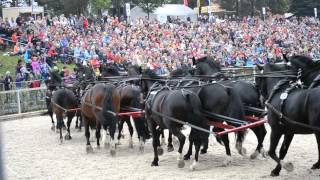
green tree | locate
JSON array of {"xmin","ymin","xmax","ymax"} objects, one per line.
[
  {"xmin": 132, "ymin": 0, "xmax": 165, "ymax": 19},
  {"xmin": 90, "ymin": 0, "xmax": 112, "ymax": 16},
  {"xmin": 290, "ymin": 0, "xmax": 319, "ymax": 16}
]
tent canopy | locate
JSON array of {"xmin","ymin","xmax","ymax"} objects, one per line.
[{"xmin": 154, "ymin": 4, "xmax": 196, "ymax": 16}]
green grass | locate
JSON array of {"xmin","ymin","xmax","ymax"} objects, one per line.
[{"xmin": 0, "ymin": 51, "xmax": 75, "ymax": 79}]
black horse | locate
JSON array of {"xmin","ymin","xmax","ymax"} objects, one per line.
[
  {"xmin": 284, "ymin": 55, "xmax": 320, "ymax": 87},
  {"xmin": 51, "ymin": 88, "xmax": 79, "ymax": 143},
  {"xmin": 144, "ymin": 83, "xmax": 209, "ymax": 169},
  {"xmin": 256, "ymin": 63, "xmax": 320, "ymax": 176},
  {"xmin": 192, "ymin": 56, "xmax": 267, "ymax": 159},
  {"xmin": 169, "ymin": 67, "xmax": 248, "ymax": 166},
  {"xmin": 117, "ymin": 84, "xmax": 151, "ymax": 151}
]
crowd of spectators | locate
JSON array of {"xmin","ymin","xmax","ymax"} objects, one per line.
[{"xmin": 0, "ymin": 13, "xmax": 319, "ymax": 91}]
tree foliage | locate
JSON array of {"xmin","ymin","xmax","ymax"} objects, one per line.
[
  {"xmin": 90, "ymin": 0, "xmax": 112, "ymax": 15},
  {"xmin": 132, "ymin": 0, "xmax": 165, "ymax": 18},
  {"xmin": 290, "ymin": 0, "xmax": 320, "ymax": 16}
]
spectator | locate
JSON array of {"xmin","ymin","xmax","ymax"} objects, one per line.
[{"xmin": 4, "ymin": 71, "xmax": 13, "ymax": 91}]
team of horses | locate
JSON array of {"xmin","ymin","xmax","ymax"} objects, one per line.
[{"xmin": 45, "ymin": 55, "xmax": 320, "ymax": 176}]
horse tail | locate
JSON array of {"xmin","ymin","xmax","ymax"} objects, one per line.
[
  {"xmin": 101, "ymin": 85, "xmax": 117, "ymax": 128},
  {"xmin": 185, "ymin": 92, "xmax": 209, "ymax": 141},
  {"xmin": 225, "ymin": 87, "xmax": 247, "ymax": 143},
  {"xmin": 131, "ymin": 88, "xmax": 151, "ymax": 140}
]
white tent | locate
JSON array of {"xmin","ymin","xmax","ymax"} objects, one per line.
[
  {"xmin": 154, "ymin": 4, "xmax": 197, "ymax": 23},
  {"xmin": 130, "ymin": 6, "xmax": 157, "ymax": 23}
]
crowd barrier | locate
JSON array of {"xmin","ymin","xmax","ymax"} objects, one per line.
[
  {"xmin": 0, "ymin": 87, "xmax": 47, "ymax": 116},
  {"xmin": 0, "ymin": 80, "xmax": 44, "ymax": 91}
]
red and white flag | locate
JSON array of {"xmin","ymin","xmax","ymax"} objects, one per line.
[{"xmin": 184, "ymin": 0, "xmax": 188, "ymax": 6}]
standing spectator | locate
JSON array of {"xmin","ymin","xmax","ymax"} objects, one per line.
[{"xmin": 4, "ymin": 71, "xmax": 13, "ymax": 91}]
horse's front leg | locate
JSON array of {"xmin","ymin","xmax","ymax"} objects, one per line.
[
  {"xmin": 268, "ymin": 128, "xmax": 283, "ymax": 176},
  {"xmin": 312, "ymin": 133, "xmax": 320, "ymax": 169},
  {"xmin": 64, "ymin": 114, "xmax": 73, "ymax": 140}
]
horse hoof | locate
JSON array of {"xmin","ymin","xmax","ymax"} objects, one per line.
[
  {"xmin": 86, "ymin": 145, "xmax": 93, "ymax": 153},
  {"xmin": 250, "ymin": 150, "xmax": 259, "ymax": 159},
  {"xmin": 184, "ymin": 155, "xmax": 191, "ymax": 160},
  {"xmin": 64, "ymin": 134, "xmax": 72, "ymax": 140},
  {"xmin": 283, "ymin": 162, "xmax": 294, "ymax": 172},
  {"xmin": 222, "ymin": 156, "xmax": 232, "ymax": 167},
  {"xmin": 157, "ymin": 147, "xmax": 164, "ymax": 156},
  {"xmin": 59, "ymin": 138, "xmax": 63, "ymax": 144},
  {"xmin": 270, "ymin": 170, "xmax": 280, "ymax": 177},
  {"xmin": 110, "ymin": 149, "xmax": 116, "ymax": 156},
  {"xmin": 240, "ymin": 148, "xmax": 247, "ymax": 156},
  {"xmin": 167, "ymin": 146, "xmax": 174, "ymax": 152},
  {"xmin": 151, "ymin": 161, "xmax": 159, "ymax": 166},
  {"xmin": 311, "ymin": 162, "xmax": 320, "ymax": 169},
  {"xmin": 139, "ymin": 146, "xmax": 144, "ymax": 153},
  {"xmin": 200, "ymin": 149, "xmax": 207, "ymax": 154},
  {"xmin": 129, "ymin": 141, "xmax": 133, "ymax": 149},
  {"xmin": 177, "ymin": 160, "xmax": 185, "ymax": 168},
  {"xmin": 190, "ymin": 161, "xmax": 198, "ymax": 171}
]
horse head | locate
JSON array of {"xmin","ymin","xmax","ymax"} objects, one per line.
[{"xmin": 193, "ymin": 56, "xmax": 221, "ymax": 75}]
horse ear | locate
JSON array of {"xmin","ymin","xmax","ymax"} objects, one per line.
[
  {"xmin": 256, "ymin": 64, "xmax": 264, "ymax": 71},
  {"xmin": 192, "ymin": 57, "xmax": 196, "ymax": 66},
  {"xmin": 283, "ymin": 53, "xmax": 289, "ymax": 63}
]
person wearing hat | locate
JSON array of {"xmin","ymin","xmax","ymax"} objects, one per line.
[{"xmin": 4, "ymin": 71, "xmax": 13, "ymax": 91}]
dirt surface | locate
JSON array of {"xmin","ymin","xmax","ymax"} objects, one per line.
[{"xmin": 1, "ymin": 115, "xmax": 320, "ymax": 180}]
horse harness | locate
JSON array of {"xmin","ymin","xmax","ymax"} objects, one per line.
[{"xmin": 265, "ymin": 80, "xmax": 320, "ymax": 132}]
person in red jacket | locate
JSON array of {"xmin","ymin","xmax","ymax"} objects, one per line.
[{"xmin": 83, "ymin": 18, "xmax": 89, "ymax": 30}]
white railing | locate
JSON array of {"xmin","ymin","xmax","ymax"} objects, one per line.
[{"xmin": 0, "ymin": 87, "xmax": 47, "ymax": 116}]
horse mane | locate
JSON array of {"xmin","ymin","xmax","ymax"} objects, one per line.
[
  {"xmin": 264, "ymin": 63, "xmax": 288, "ymax": 72},
  {"xmin": 142, "ymin": 68, "xmax": 159, "ymax": 79},
  {"xmin": 196, "ymin": 56, "xmax": 221, "ymax": 71},
  {"xmin": 290, "ymin": 55, "xmax": 317, "ymax": 69},
  {"xmin": 101, "ymin": 63, "xmax": 120, "ymax": 76}
]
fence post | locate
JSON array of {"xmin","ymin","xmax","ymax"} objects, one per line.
[
  {"xmin": 17, "ymin": 90, "xmax": 21, "ymax": 114},
  {"xmin": 253, "ymin": 66, "xmax": 256, "ymax": 84}
]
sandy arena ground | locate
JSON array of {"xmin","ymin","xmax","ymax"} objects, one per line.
[{"xmin": 1, "ymin": 115, "xmax": 320, "ymax": 180}]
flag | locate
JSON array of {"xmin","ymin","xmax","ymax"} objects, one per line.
[
  {"xmin": 184, "ymin": 0, "xmax": 188, "ymax": 6},
  {"xmin": 197, "ymin": 0, "xmax": 201, "ymax": 16}
]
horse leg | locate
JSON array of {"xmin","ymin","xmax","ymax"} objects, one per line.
[
  {"xmin": 96, "ymin": 122, "xmax": 101, "ymax": 148},
  {"xmin": 184, "ymin": 136, "xmax": 193, "ymax": 160},
  {"xmin": 84, "ymin": 116, "xmax": 93, "ymax": 153},
  {"xmin": 200, "ymin": 138, "xmax": 208, "ymax": 154},
  {"xmin": 278, "ymin": 134, "xmax": 294, "ymax": 172},
  {"xmin": 167, "ymin": 131, "xmax": 174, "ymax": 152},
  {"xmin": 49, "ymin": 111, "xmax": 55, "ymax": 131},
  {"xmin": 171, "ymin": 128, "xmax": 186, "ymax": 168},
  {"xmin": 78, "ymin": 114, "xmax": 82, "ymax": 132},
  {"xmin": 64, "ymin": 114, "xmax": 73, "ymax": 140},
  {"xmin": 117, "ymin": 119, "xmax": 125, "ymax": 145},
  {"xmin": 250, "ymin": 125, "xmax": 267, "ymax": 159},
  {"xmin": 56, "ymin": 114, "xmax": 64, "ymax": 144},
  {"xmin": 190, "ymin": 140, "xmax": 201, "ymax": 171},
  {"xmin": 161, "ymin": 130, "xmax": 166, "ymax": 145},
  {"xmin": 221, "ymin": 134, "xmax": 232, "ymax": 167},
  {"xmin": 109, "ymin": 120, "xmax": 117, "ymax": 156},
  {"xmin": 75, "ymin": 114, "xmax": 79, "ymax": 129},
  {"xmin": 312, "ymin": 133, "xmax": 320, "ymax": 169},
  {"xmin": 126, "ymin": 118, "xmax": 134, "ymax": 148},
  {"xmin": 268, "ymin": 129, "xmax": 283, "ymax": 176},
  {"xmin": 151, "ymin": 123, "xmax": 160, "ymax": 166},
  {"xmin": 235, "ymin": 130, "xmax": 247, "ymax": 156}
]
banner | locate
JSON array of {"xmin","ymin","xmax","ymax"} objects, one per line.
[
  {"xmin": 126, "ymin": 3, "xmax": 130, "ymax": 16},
  {"xmin": 197, "ymin": 0, "xmax": 201, "ymax": 16}
]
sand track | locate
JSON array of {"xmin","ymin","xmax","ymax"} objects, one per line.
[{"xmin": 1, "ymin": 116, "xmax": 320, "ymax": 180}]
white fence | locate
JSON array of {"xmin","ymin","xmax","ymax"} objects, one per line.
[{"xmin": 0, "ymin": 87, "xmax": 47, "ymax": 116}]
